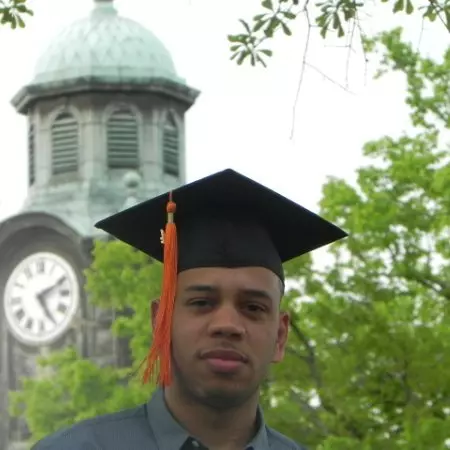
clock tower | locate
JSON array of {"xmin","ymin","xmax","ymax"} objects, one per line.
[{"xmin": 0, "ymin": 1, "xmax": 199, "ymax": 448}]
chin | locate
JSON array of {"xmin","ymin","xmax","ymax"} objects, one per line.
[
  {"xmin": 172, "ymin": 359, "xmax": 259, "ymax": 407},
  {"xmin": 193, "ymin": 378, "xmax": 259, "ymax": 409}
]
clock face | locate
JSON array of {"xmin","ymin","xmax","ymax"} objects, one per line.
[{"xmin": 3, "ymin": 252, "xmax": 80, "ymax": 346}]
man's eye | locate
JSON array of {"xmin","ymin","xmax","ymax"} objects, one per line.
[
  {"xmin": 245, "ymin": 303, "xmax": 266, "ymax": 313},
  {"xmin": 189, "ymin": 299, "xmax": 212, "ymax": 308}
]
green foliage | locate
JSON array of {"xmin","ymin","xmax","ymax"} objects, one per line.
[
  {"xmin": 0, "ymin": 0, "xmax": 33, "ymax": 29},
  {"xmin": 259, "ymin": 29, "xmax": 450, "ymax": 448},
  {"xmin": 85, "ymin": 240, "xmax": 163, "ymax": 366},
  {"xmin": 9, "ymin": 348, "xmax": 151, "ymax": 444},
  {"xmin": 365, "ymin": 27, "xmax": 450, "ymax": 130},
  {"xmin": 228, "ymin": 0, "xmax": 450, "ymax": 67},
  {"xmin": 9, "ymin": 30, "xmax": 450, "ymax": 448}
]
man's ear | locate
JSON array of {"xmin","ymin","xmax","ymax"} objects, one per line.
[
  {"xmin": 151, "ymin": 299, "xmax": 160, "ymax": 330},
  {"xmin": 272, "ymin": 311, "xmax": 290, "ymax": 364}
]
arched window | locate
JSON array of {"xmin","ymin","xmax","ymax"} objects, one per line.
[
  {"xmin": 28, "ymin": 122, "xmax": 35, "ymax": 186},
  {"xmin": 162, "ymin": 113, "xmax": 179, "ymax": 177},
  {"xmin": 107, "ymin": 108, "xmax": 139, "ymax": 169},
  {"xmin": 51, "ymin": 112, "xmax": 79, "ymax": 176}
]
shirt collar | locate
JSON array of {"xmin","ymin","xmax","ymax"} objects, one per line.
[
  {"xmin": 247, "ymin": 405, "xmax": 270, "ymax": 450},
  {"xmin": 146, "ymin": 388, "xmax": 270, "ymax": 450}
]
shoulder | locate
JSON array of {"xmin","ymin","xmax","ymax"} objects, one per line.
[
  {"xmin": 266, "ymin": 426, "xmax": 309, "ymax": 450},
  {"xmin": 31, "ymin": 404, "xmax": 148, "ymax": 450}
]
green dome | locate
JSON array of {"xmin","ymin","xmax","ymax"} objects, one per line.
[{"xmin": 32, "ymin": 0, "xmax": 182, "ymax": 86}]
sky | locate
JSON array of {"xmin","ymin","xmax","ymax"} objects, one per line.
[{"xmin": 0, "ymin": 0, "xmax": 447, "ymax": 232}]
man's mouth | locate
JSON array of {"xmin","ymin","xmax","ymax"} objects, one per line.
[{"xmin": 200, "ymin": 349, "xmax": 248, "ymax": 373}]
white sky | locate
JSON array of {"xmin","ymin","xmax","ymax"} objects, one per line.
[{"xmin": 0, "ymin": 0, "xmax": 447, "ymax": 226}]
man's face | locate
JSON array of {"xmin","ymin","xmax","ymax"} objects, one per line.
[{"xmin": 166, "ymin": 266, "xmax": 289, "ymax": 409}]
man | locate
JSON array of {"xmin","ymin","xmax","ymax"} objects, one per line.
[{"xmin": 32, "ymin": 169, "xmax": 347, "ymax": 450}]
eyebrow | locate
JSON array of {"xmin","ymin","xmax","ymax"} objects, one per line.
[
  {"xmin": 185, "ymin": 284, "xmax": 216, "ymax": 292},
  {"xmin": 184, "ymin": 285, "xmax": 273, "ymax": 301}
]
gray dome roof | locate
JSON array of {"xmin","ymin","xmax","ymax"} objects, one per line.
[{"xmin": 32, "ymin": 0, "xmax": 182, "ymax": 86}]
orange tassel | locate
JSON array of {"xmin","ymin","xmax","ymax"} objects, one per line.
[{"xmin": 143, "ymin": 193, "xmax": 178, "ymax": 387}]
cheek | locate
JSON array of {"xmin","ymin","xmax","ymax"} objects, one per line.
[
  {"xmin": 170, "ymin": 328, "xmax": 190, "ymax": 364},
  {"xmin": 171, "ymin": 314, "xmax": 200, "ymax": 354},
  {"xmin": 251, "ymin": 324, "xmax": 278, "ymax": 352}
]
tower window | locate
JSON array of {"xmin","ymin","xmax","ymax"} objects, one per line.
[
  {"xmin": 51, "ymin": 112, "xmax": 79, "ymax": 176},
  {"xmin": 28, "ymin": 122, "xmax": 35, "ymax": 186},
  {"xmin": 163, "ymin": 113, "xmax": 179, "ymax": 177},
  {"xmin": 107, "ymin": 108, "xmax": 139, "ymax": 169}
]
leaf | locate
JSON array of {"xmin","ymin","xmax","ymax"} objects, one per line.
[
  {"xmin": 264, "ymin": 17, "xmax": 280, "ymax": 37},
  {"xmin": 393, "ymin": 0, "xmax": 405, "ymax": 13},
  {"xmin": 315, "ymin": 11, "xmax": 331, "ymax": 34},
  {"xmin": 253, "ymin": 14, "xmax": 266, "ymax": 21},
  {"xmin": 253, "ymin": 19, "xmax": 266, "ymax": 32},
  {"xmin": 230, "ymin": 51, "xmax": 240, "ymax": 61},
  {"xmin": 405, "ymin": 0, "xmax": 414, "ymax": 14},
  {"xmin": 239, "ymin": 19, "xmax": 251, "ymax": 34},
  {"xmin": 256, "ymin": 54, "xmax": 268, "ymax": 68},
  {"xmin": 283, "ymin": 11, "xmax": 297, "ymax": 20},
  {"xmin": 281, "ymin": 22, "xmax": 292, "ymax": 35},
  {"xmin": 261, "ymin": 0, "xmax": 273, "ymax": 10},
  {"xmin": 332, "ymin": 12, "xmax": 341, "ymax": 31},
  {"xmin": 237, "ymin": 51, "xmax": 250, "ymax": 65},
  {"xmin": 343, "ymin": 7, "xmax": 356, "ymax": 21},
  {"xmin": 228, "ymin": 34, "xmax": 242, "ymax": 42},
  {"xmin": 259, "ymin": 49, "xmax": 273, "ymax": 56},
  {"xmin": 426, "ymin": 10, "xmax": 437, "ymax": 22}
]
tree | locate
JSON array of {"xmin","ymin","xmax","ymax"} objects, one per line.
[
  {"xmin": 0, "ymin": 0, "xmax": 33, "ymax": 29},
  {"xmin": 9, "ymin": 28, "xmax": 450, "ymax": 448},
  {"xmin": 2, "ymin": 0, "xmax": 449, "ymax": 63},
  {"xmin": 228, "ymin": 0, "xmax": 450, "ymax": 68},
  {"xmin": 261, "ymin": 27, "xmax": 450, "ymax": 448}
]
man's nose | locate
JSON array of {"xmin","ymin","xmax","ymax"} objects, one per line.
[{"xmin": 207, "ymin": 304, "xmax": 245, "ymax": 338}]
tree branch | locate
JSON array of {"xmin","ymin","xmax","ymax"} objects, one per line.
[
  {"xmin": 288, "ymin": 388, "xmax": 330, "ymax": 436},
  {"xmin": 290, "ymin": 4, "xmax": 312, "ymax": 139},
  {"xmin": 289, "ymin": 318, "xmax": 323, "ymax": 389}
]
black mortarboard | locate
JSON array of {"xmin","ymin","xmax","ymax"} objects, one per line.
[
  {"xmin": 94, "ymin": 168, "xmax": 347, "ymax": 387},
  {"xmin": 95, "ymin": 168, "xmax": 347, "ymax": 282}
]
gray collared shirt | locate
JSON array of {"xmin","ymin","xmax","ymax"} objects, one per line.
[{"xmin": 32, "ymin": 388, "xmax": 306, "ymax": 449}]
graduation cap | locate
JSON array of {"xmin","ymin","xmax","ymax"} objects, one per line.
[{"xmin": 95, "ymin": 168, "xmax": 347, "ymax": 386}]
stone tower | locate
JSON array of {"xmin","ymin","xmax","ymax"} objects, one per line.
[{"xmin": 0, "ymin": 1, "xmax": 199, "ymax": 448}]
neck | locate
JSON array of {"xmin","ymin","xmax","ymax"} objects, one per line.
[{"xmin": 164, "ymin": 383, "xmax": 260, "ymax": 450}]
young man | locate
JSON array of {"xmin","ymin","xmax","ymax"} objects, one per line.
[{"xmin": 32, "ymin": 169, "xmax": 347, "ymax": 450}]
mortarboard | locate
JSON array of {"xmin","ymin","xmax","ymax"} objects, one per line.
[{"xmin": 95, "ymin": 168, "xmax": 347, "ymax": 386}]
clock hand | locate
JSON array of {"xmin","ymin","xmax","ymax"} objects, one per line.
[
  {"xmin": 35, "ymin": 294, "xmax": 56, "ymax": 324},
  {"xmin": 35, "ymin": 276, "xmax": 66, "ymax": 325},
  {"xmin": 37, "ymin": 276, "xmax": 66, "ymax": 300}
]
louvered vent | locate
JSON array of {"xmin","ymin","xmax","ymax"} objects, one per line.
[
  {"xmin": 107, "ymin": 108, "xmax": 139, "ymax": 169},
  {"xmin": 51, "ymin": 112, "xmax": 79, "ymax": 175},
  {"xmin": 163, "ymin": 114, "xmax": 179, "ymax": 177},
  {"xmin": 28, "ymin": 122, "xmax": 35, "ymax": 186}
]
